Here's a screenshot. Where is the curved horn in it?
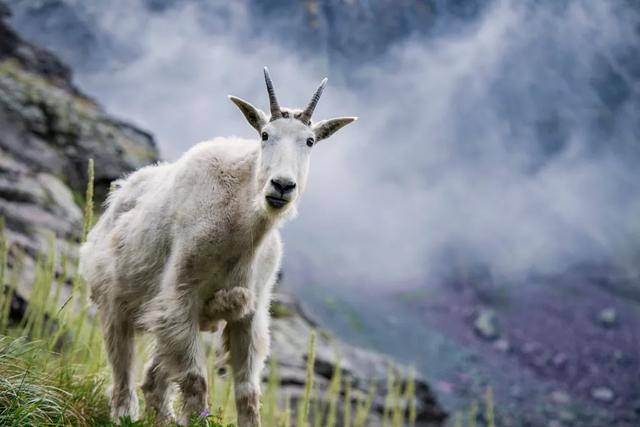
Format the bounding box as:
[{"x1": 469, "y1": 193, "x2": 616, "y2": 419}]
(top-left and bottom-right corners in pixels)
[
  {"x1": 299, "y1": 77, "x2": 327, "y2": 124},
  {"x1": 263, "y1": 67, "x2": 282, "y2": 121}
]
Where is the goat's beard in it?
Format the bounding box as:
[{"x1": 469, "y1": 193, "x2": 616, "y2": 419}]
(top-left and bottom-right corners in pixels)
[{"x1": 252, "y1": 194, "x2": 299, "y2": 223}]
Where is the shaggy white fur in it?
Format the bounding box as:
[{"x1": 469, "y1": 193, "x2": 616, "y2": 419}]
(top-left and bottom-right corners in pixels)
[{"x1": 79, "y1": 68, "x2": 355, "y2": 426}]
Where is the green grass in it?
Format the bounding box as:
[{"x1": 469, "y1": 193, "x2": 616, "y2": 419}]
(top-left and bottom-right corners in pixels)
[
  {"x1": 0, "y1": 159, "x2": 429, "y2": 426},
  {"x1": 450, "y1": 388, "x2": 497, "y2": 427}
]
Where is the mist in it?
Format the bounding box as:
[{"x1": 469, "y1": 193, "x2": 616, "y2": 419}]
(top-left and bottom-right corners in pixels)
[{"x1": 31, "y1": 0, "x2": 640, "y2": 290}]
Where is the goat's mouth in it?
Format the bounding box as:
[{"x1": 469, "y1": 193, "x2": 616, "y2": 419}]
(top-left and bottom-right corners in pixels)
[{"x1": 265, "y1": 195, "x2": 289, "y2": 209}]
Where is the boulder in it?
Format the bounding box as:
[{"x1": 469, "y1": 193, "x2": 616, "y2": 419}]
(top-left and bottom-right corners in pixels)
[{"x1": 474, "y1": 308, "x2": 500, "y2": 341}]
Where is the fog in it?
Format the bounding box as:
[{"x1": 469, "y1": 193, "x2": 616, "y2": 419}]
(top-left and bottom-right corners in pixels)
[{"x1": 35, "y1": 0, "x2": 640, "y2": 290}]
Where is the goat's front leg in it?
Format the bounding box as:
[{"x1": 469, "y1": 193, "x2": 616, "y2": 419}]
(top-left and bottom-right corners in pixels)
[
  {"x1": 224, "y1": 305, "x2": 270, "y2": 427},
  {"x1": 154, "y1": 311, "x2": 208, "y2": 424},
  {"x1": 145, "y1": 281, "x2": 208, "y2": 425}
]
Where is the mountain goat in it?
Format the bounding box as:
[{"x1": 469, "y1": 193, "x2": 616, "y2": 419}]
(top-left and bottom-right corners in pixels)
[{"x1": 79, "y1": 68, "x2": 356, "y2": 426}]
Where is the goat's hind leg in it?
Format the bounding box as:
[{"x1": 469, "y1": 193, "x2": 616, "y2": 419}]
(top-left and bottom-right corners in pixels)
[{"x1": 100, "y1": 304, "x2": 139, "y2": 421}]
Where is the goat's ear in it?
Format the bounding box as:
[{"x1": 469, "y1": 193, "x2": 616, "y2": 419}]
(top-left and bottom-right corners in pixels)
[
  {"x1": 229, "y1": 95, "x2": 267, "y2": 132},
  {"x1": 312, "y1": 117, "x2": 357, "y2": 142}
]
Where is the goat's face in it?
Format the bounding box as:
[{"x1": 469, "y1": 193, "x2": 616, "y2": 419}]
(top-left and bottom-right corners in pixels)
[
  {"x1": 257, "y1": 111, "x2": 312, "y2": 210},
  {"x1": 229, "y1": 68, "x2": 356, "y2": 214}
]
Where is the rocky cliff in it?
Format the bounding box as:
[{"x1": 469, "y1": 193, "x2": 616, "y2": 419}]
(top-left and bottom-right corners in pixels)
[
  {"x1": 0, "y1": 2, "x2": 157, "y2": 293},
  {"x1": 0, "y1": 5, "x2": 446, "y2": 425}
]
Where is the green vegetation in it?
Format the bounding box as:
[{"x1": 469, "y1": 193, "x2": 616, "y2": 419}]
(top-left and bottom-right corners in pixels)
[
  {"x1": 297, "y1": 331, "x2": 316, "y2": 427},
  {"x1": 0, "y1": 160, "x2": 424, "y2": 426},
  {"x1": 269, "y1": 301, "x2": 294, "y2": 319},
  {"x1": 449, "y1": 388, "x2": 496, "y2": 427},
  {"x1": 82, "y1": 158, "x2": 95, "y2": 241}
]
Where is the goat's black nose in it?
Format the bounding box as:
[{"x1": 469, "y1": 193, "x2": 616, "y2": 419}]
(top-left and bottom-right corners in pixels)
[{"x1": 271, "y1": 178, "x2": 297, "y2": 194}]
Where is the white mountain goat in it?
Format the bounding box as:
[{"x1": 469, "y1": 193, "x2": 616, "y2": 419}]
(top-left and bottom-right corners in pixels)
[{"x1": 79, "y1": 68, "x2": 356, "y2": 426}]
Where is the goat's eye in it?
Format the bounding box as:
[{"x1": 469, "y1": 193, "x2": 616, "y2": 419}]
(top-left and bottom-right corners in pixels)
[
  {"x1": 261, "y1": 132, "x2": 269, "y2": 141},
  {"x1": 306, "y1": 137, "x2": 315, "y2": 147}
]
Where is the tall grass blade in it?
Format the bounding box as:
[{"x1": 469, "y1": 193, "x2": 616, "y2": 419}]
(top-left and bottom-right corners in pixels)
[
  {"x1": 354, "y1": 383, "x2": 376, "y2": 427},
  {"x1": 263, "y1": 355, "x2": 280, "y2": 427},
  {"x1": 382, "y1": 365, "x2": 395, "y2": 427},
  {"x1": 485, "y1": 386, "x2": 495, "y2": 427},
  {"x1": 221, "y1": 370, "x2": 233, "y2": 422},
  {"x1": 82, "y1": 158, "x2": 95, "y2": 242},
  {"x1": 391, "y1": 372, "x2": 404, "y2": 427},
  {"x1": 312, "y1": 385, "x2": 323, "y2": 427},
  {"x1": 404, "y1": 368, "x2": 417, "y2": 427},
  {"x1": 325, "y1": 358, "x2": 342, "y2": 427},
  {"x1": 298, "y1": 330, "x2": 316, "y2": 427},
  {"x1": 0, "y1": 217, "x2": 7, "y2": 333},
  {"x1": 469, "y1": 399, "x2": 478, "y2": 427},
  {"x1": 453, "y1": 411, "x2": 463, "y2": 427},
  {"x1": 0, "y1": 249, "x2": 22, "y2": 334},
  {"x1": 343, "y1": 379, "x2": 351, "y2": 427},
  {"x1": 282, "y1": 393, "x2": 291, "y2": 427}
]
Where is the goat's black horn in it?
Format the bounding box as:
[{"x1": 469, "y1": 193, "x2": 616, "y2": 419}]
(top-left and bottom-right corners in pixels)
[
  {"x1": 263, "y1": 67, "x2": 282, "y2": 121},
  {"x1": 299, "y1": 77, "x2": 327, "y2": 124}
]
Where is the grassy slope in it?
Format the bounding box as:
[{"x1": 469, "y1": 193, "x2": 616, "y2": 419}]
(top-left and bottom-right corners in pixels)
[{"x1": 0, "y1": 161, "x2": 430, "y2": 427}]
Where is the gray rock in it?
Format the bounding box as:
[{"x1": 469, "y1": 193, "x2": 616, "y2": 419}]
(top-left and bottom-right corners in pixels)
[
  {"x1": 550, "y1": 390, "x2": 571, "y2": 405},
  {"x1": 37, "y1": 173, "x2": 82, "y2": 222},
  {"x1": 552, "y1": 352, "x2": 568, "y2": 368},
  {"x1": 558, "y1": 409, "x2": 576, "y2": 423},
  {"x1": 597, "y1": 307, "x2": 618, "y2": 328},
  {"x1": 613, "y1": 350, "x2": 632, "y2": 366},
  {"x1": 493, "y1": 338, "x2": 510, "y2": 352},
  {"x1": 474, "y1": 308, "x2": 500, "y2": 341},
  {"x1": 591, "y1": 387, "x2": 615, "y2": 403}
]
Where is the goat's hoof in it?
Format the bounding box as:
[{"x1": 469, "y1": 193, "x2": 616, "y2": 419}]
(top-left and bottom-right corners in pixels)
[
  {"x1": 176, "y1": 411, "x2": 207, "y2": 426},
  {"x1": 143, "y1": 404, "x2": 175, "y2": 426},
  {"x1": 151, "y1": 411, "x2": 176, "y2": 426},
  {"x1": 236, "y1": 389, "x2": 261, "y2": 427},
  {"x1": 109, "y1": 387, "x2": 139, "y2": 422},
  {"x1": 110, "y1": 402, "x2": 139, "y2": 423}
]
